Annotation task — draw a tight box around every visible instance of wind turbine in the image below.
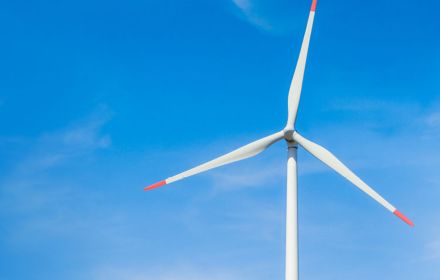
[144,0,414,279]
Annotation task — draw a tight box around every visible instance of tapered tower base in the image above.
[285,141,298,280]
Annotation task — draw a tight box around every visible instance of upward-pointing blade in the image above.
[292,132,414,227]
[285,0,317,130]
[144,131,285,191]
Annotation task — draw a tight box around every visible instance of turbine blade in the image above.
[285,0,317,130]
[145,131,285,191]
[293,132,414,227]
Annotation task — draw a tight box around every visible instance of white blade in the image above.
[285,0,317,130]
[293,132,414,227]
[144,131,284,191]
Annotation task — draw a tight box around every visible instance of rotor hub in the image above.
[283,128,295,141]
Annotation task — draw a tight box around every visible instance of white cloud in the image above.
[425,240,440,261]
[425,112,440,127]
[232,0,273,31]
[209,161,283,191]
[230,0,302,34]
[0,106,115,245]
[421,109,440,141]
[16,105,112,173]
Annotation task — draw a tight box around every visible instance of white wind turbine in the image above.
[144,1,414,279]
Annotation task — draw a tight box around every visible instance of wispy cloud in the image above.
[0,105,114,245]
[16,105,112,173]
[327,98,440,140]
[209,160,284,191]
[423,239,440,261]
[232,0,272,31]
[2,106,278,280]
[425,111,440,127]
[231,0,302,34]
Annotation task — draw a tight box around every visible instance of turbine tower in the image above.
[144,1,413,279]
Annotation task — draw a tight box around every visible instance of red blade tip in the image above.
[311,0,317,12]
[393,210,414,227]
[144,180,167,191]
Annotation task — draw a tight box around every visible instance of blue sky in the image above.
[1,0,439,279]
